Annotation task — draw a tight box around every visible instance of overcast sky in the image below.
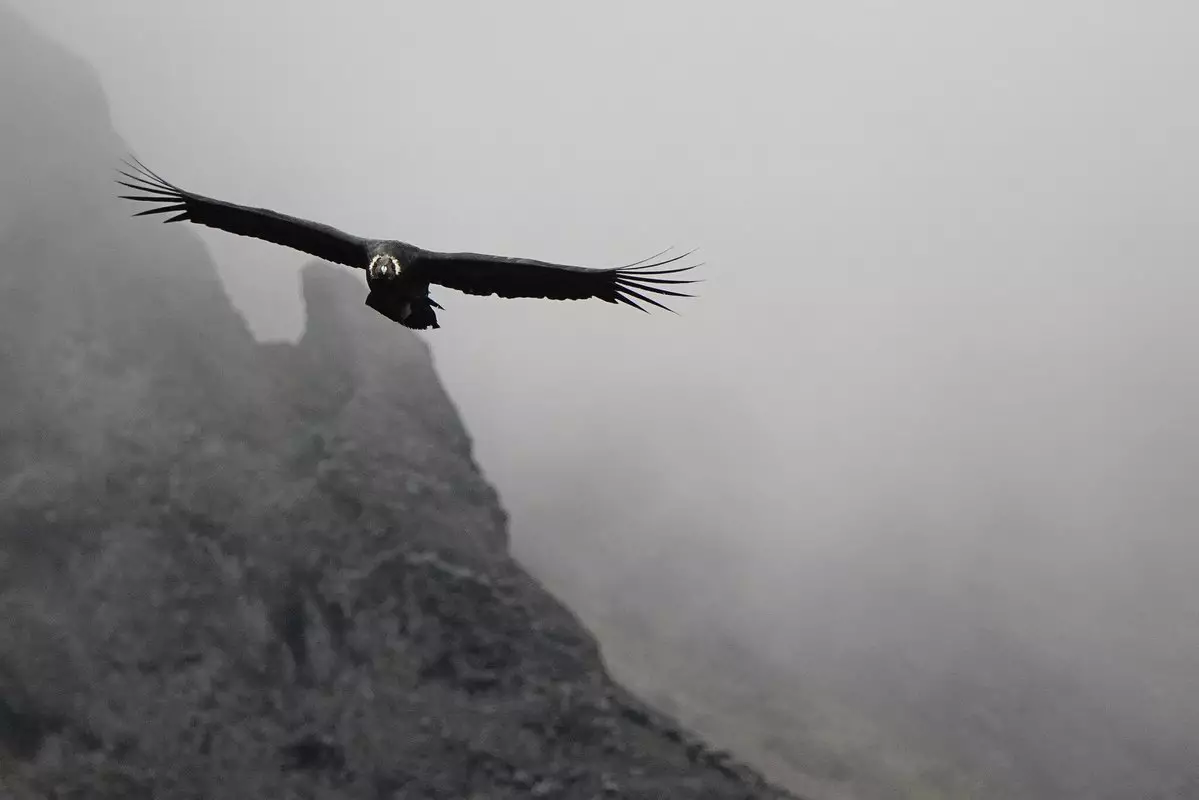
[12,3,1199,712]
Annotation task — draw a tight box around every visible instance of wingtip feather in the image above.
[617,285,679,314]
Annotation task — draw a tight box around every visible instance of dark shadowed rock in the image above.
[0,3,799,798]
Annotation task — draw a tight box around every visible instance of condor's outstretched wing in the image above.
[116,157,372,269]
[412,248,701,313]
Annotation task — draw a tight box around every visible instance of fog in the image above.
[12,0,1199,793]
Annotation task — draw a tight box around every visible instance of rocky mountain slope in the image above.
[0,5,799,798]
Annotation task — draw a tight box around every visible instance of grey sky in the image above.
[13,0,1199,744]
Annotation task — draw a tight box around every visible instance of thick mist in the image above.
[12,1,1199,793]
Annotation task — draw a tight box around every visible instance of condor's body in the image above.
[117,156,699,331]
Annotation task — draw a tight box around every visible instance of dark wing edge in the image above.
[413,247,702,313]
[115,155,371,269]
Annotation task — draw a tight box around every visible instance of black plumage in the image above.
[117,156,700,330]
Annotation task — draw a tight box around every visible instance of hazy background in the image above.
[10,1,1199,793]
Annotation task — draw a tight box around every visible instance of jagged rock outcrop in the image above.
[0,4,798,798]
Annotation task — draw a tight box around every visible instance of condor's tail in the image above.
[365,289,442,330]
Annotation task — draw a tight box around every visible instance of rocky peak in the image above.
[0,3,799,797]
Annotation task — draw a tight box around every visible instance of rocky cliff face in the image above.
[0,6,797,798]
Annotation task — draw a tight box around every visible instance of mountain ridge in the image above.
[0,4,799,797]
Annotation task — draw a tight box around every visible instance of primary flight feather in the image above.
[116,156,700,330]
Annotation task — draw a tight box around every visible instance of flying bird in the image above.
[116,157,699,330]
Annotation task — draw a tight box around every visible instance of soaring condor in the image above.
[116,157,699,330]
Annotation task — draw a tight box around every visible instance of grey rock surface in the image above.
[0,4,799,798]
